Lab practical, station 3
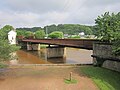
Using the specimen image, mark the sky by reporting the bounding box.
[0,0,120,28]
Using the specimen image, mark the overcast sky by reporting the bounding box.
[0,0,120,28]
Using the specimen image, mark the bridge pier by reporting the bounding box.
[20,42,27,49]
[46,46,65,58]
[27,43,40,50]
[20,42,65,58]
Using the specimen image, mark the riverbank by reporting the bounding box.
[80,66,120,90]
[1,65,119,90]
[0,65,98,90]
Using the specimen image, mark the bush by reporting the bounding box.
[0,63,8,68]
[24,31,34,38]
[112,33,120,55]
[68,35,80,39]
[48,31,63,39]
[35,30,45,39]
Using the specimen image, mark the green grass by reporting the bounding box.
[0,63,8,68]
[64,79,78,84]
[80,66,120,90]
[40,44,48,48]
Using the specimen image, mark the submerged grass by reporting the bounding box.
[80,66,120,90]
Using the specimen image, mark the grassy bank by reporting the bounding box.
[40,44,48,48]
[80,66,120,90]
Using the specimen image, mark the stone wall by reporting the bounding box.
[93,43,120,72]
[103,60,120,72]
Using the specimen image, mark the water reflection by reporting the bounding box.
[9,48,93,64]
[66,48,93,64]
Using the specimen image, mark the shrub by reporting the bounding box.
[48,31,63,39]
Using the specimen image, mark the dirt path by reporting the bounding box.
[0,66,99,90]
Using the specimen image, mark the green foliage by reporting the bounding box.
[0,39,19,61]
[40,44,48,48]
[35,30,45,39]
[16,30,34,38]
[46,24,93,35]
[95,12,120,42]
[0,25,14,39]
[81,66,120,90]
[0,25,19,62]
[17,24,93,35]
[112,42,120,55]
[1,25,14,32]
[64,79,78,84]
[48,31,63,39]
[0,30,6,40]
[112,33,120,55]
[24,31,34,38]
[16,30,26,36]
[16,27,42,32]
[0,63,8,68]
[44,25,57,34]
[95,12,120,55]
[85,35,91,38]
[68,35,80,39]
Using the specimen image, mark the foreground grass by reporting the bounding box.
[64,79,78,84]
[80,66,120,90]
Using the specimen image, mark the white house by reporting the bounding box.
[8,30,17,44]
[79,32,85,36]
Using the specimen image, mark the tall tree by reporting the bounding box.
[0,26,19,62]
[95,12,120,42]
[16,30,26,36]
[35,30,45,39]
[24,31,34,38]
[95,12,120,55]
[1,25,14,39]
[48,31,63,39]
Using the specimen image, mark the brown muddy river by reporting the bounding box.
[9,48,93,64]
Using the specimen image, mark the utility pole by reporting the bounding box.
[46,26,48,38]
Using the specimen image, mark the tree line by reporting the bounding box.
[16,24,94,35]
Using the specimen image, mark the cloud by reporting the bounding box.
[3,0,67,13]
[83,0,120,7]
[0,10,69,27]
[0,11,40,27]
[0,0,120,28]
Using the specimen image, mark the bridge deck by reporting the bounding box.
[21,39,98,50]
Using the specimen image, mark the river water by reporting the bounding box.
[9,48,93,64]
